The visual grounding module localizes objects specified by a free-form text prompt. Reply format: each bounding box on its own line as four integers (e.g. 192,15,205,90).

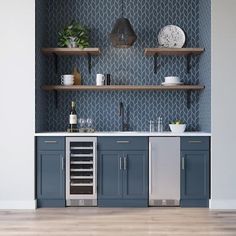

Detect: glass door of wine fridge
66,137,97,206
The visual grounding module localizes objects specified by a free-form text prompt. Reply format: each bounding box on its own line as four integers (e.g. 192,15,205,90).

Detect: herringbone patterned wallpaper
36,0,211,132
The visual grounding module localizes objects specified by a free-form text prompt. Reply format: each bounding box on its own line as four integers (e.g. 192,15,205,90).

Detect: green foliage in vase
170,119,184,125
58,21,90,48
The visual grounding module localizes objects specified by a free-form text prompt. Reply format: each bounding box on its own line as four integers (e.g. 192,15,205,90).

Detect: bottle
149,120,155,132
106,74,111,85
157,117,163,132
73,66,81,85
69,101,77,131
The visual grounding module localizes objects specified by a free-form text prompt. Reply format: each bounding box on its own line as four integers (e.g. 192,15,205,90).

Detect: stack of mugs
61,75,74,86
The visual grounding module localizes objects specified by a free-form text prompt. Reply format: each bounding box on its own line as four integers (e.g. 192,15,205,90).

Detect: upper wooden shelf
144,48,205,56
42,85,205,92
41,48,101,56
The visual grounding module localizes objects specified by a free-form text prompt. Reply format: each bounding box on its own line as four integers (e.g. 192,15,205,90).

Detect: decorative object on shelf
96,74,105,86
161,76,184,86
110,0,137,48
73,66,82,85
61,75,74,86
169,120,186,133
58,21,90,48
158,25,186,48
105,74,111,85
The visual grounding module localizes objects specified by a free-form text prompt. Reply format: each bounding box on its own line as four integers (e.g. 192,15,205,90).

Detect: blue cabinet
37,137,65,207
180,137,210,207
98,151,123,200
98,137,148,207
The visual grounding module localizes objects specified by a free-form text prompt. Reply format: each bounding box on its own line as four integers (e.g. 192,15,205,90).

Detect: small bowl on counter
169,124,186,133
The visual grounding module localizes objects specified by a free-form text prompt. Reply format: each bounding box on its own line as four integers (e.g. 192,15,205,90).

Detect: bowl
169,124,186,133
164,76,180,84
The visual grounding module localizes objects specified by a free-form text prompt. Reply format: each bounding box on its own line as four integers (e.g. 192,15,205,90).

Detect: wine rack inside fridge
66,137,97,206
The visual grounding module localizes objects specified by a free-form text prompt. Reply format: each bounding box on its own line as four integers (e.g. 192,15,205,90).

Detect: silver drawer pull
44,141,57,144
124,157,127,170
120,157,122,170
116,141,130,144
182,157,185,170
188,140,202,144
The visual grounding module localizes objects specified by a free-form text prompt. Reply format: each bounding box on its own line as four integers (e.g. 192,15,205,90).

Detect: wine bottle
69,101,77,131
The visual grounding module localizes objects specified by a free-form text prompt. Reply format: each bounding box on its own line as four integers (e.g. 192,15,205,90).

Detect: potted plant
58,21,90,48
169,120,186,133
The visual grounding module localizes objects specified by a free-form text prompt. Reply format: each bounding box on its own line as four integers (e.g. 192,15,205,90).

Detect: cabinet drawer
37,137,65,150
181,137,209,150
98,137,148,151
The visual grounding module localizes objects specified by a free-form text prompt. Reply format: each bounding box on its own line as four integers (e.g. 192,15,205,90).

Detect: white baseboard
0,200,36,210
210,199,236,209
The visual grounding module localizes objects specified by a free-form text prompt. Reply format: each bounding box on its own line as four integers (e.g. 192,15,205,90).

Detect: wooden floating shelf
42,85,205,91
144,48,205,56
41,48,101,56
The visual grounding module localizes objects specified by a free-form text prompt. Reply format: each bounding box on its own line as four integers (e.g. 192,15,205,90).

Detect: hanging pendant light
109,0,137,48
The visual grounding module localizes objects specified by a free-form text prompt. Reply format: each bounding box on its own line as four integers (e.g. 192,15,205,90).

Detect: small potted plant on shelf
58,21,90,48
169,120,186,133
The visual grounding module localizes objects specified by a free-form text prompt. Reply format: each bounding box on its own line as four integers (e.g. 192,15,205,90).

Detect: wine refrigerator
66,137,97,206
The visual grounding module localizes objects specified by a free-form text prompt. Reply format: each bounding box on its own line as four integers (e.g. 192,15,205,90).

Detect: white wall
211,0,236,209
0,0,35,209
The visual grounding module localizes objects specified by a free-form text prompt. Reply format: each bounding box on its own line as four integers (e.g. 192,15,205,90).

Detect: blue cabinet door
98,151,123,201
123,151,148,200
181,150,209,207
37,150,65,207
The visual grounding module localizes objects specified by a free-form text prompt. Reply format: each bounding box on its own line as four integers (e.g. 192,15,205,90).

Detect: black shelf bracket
186,54,193,73
88,54,92,74
53,90,58,109
186,90,192,109
154,54,160,74
53,53,58,74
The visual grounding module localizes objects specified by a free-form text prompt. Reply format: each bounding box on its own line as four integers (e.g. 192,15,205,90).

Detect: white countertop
35,132,211,137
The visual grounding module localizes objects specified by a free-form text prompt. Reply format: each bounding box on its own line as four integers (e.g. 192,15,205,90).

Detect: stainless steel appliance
66,137,97,206
149,137,180,206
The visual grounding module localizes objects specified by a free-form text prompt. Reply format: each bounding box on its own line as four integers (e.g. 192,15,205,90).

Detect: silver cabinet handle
119,157,122,170
44,140,57,144
116,141,130,144
188,140,202,143
182,157,185,170
61,156,64,171
124,156,127,170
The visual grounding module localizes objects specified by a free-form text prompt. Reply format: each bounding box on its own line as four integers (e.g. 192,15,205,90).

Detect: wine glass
79,118,86,129
86,118,93,128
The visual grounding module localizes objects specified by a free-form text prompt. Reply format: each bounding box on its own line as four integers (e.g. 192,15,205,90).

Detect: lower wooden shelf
42,85,205,110
42,85,205,91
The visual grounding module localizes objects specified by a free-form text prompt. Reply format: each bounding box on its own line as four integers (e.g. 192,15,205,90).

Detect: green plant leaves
58,22,90,48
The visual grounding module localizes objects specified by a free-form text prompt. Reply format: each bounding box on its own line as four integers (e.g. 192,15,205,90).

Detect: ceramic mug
61,75,74,86
96,74,105,86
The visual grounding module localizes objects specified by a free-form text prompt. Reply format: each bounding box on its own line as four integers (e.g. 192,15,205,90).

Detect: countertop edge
35,132,212,137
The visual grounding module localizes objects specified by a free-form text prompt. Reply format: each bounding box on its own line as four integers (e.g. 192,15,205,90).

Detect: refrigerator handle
149,142,152,195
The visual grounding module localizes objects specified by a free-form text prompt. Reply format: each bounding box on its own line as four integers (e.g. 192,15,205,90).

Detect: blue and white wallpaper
199,0,211,132
36,0,211,132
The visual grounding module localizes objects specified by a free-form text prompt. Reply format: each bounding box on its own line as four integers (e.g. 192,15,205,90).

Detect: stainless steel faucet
119,102,128,131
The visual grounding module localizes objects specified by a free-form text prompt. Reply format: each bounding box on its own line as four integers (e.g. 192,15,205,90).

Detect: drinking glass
86,118,93,128
79,118,86,128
